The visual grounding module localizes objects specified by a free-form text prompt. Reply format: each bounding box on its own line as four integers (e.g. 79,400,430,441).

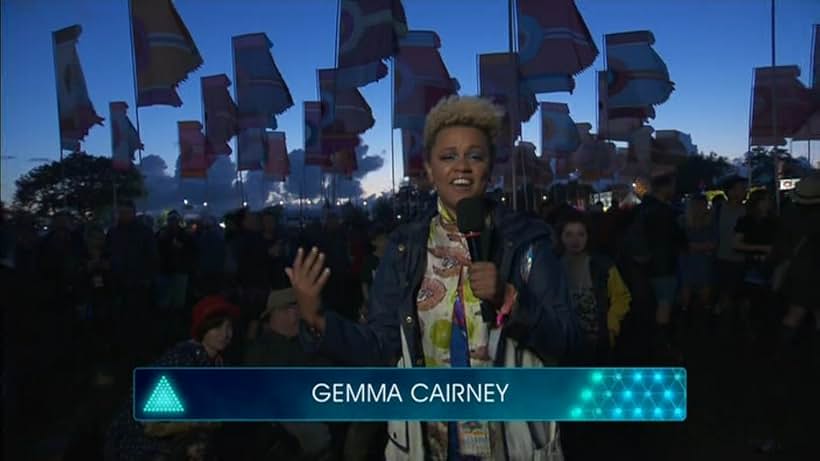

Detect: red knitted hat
190,295,240,339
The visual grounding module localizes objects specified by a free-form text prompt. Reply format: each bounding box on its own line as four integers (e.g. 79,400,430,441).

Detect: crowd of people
2,96,819,460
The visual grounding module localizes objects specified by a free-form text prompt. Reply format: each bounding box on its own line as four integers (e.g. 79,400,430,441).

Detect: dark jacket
105,222,158,288
300,200,579,367
156,227,197,275
638,195,686,277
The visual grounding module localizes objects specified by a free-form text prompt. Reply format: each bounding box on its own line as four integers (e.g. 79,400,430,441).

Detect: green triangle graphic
143,375,184,414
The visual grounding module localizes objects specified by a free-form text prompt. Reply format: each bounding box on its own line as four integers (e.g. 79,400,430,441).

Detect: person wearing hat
156,209,196,313
774,173,820,348
104,295,239,460
243,289,334,460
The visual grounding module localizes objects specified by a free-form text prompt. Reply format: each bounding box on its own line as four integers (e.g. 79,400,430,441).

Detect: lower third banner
134,367,687,422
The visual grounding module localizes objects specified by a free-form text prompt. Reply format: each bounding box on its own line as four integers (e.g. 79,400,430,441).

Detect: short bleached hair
423,95,504,163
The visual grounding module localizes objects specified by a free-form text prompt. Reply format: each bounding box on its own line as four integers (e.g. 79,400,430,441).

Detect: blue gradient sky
2,0,818,202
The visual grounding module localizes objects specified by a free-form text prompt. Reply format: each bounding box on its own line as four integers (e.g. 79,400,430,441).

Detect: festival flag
109,102,142,171
749,66,814,146
233,33,294,130
336,0,408,88
264,131,290,181
236,127,266,171
201,74,238,156
178,121,210,178
813,24,820,89
322,149,358,178
571,139,617,182
303,101,326,166
540,102,580,159
401,122,425,177
597,71,651,141
394,31,460,129
479,53,537,162
516,0,598,94
318,69,375,134
130,0,202,107
605,31,674,109
53,25,103,152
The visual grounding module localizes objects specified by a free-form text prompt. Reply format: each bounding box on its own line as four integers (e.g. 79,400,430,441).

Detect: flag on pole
336,0,408,88
131,0,203,107
540,102,580,158
304,101,326,166
516,0,598,94
53,25,103,152
597,71,652,141
605,31,674,109
110,101,142,171
322,149,358,178
750,66,814,146
401,121,425,177
813,24,820,89
233,33,294,130
394,31,459,129
318,69,375,135
264,131,290,181
237,127,266,171
178,121,210,178
202,74,238,156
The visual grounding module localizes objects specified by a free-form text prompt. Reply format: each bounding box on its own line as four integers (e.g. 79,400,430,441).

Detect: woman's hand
285,247,330,332
468,262,504,306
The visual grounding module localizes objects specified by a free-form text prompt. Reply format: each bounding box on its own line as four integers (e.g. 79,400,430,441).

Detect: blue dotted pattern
568,368,686,421
143,375,185,414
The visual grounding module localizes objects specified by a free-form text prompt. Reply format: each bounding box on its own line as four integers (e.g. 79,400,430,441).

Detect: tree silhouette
675,152,732,194
13,152,144,219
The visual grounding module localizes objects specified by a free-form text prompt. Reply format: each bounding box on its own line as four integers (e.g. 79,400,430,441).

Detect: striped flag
202,74,238,156
264,132,290,181
53,25,103,152
178,121,210,178
233,33,294,130
109,101,142,171
131,0,203,107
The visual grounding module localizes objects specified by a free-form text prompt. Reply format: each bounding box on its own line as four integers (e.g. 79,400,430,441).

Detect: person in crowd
83,224,114,370
227,208,270,335
156,210,197,312
714,176,747,318
317,210,360,322
242,288,335,460
773,173,820,355
38,210,86,315
734,189,777,340
193,214,227,298
104,295,238,461
555,212,631,364
359,230,387,323
105,199,160,368
633,173,687,361
678,194,718,329
261,208,290,290
286,95,578,459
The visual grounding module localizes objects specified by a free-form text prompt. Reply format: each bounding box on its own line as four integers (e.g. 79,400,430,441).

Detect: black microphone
456,197,496,323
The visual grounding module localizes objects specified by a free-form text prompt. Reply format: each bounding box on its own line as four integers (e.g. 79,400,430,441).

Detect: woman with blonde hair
287,95,578,460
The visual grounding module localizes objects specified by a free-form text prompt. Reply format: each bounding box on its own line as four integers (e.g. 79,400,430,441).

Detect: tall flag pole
508,0,518,211
771,0,780,212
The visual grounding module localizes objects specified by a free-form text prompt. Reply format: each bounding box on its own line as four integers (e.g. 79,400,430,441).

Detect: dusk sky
2,0,819,202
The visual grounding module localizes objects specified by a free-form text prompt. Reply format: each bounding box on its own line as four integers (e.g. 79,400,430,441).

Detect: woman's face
425,126,491,214
561,222,588,255
202,319,233,355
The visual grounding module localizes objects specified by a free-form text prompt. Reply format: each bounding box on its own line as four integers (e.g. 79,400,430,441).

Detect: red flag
401,124,425,178
336,0,408,88
304,102,325,166
319,69,375,135
750,66,814,146
233,33,294,130
202,74,238,156
109,101,142,171
131,0,202,107
178,121,210,178
479,53,537,138
237,127,266,171
540,102,580,158
597,71,651,141
605,31,674,109
394,31,459,129
53,25,103,152
517,0,598,94
322,149,357,178
264,132,290,181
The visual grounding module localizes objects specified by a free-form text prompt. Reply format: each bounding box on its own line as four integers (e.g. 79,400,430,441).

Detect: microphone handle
465,236,497,323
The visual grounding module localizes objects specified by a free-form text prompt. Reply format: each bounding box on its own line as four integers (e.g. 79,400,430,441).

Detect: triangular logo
143,375,184,414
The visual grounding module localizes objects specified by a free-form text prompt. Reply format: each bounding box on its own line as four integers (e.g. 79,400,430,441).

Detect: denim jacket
300,200,579,367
